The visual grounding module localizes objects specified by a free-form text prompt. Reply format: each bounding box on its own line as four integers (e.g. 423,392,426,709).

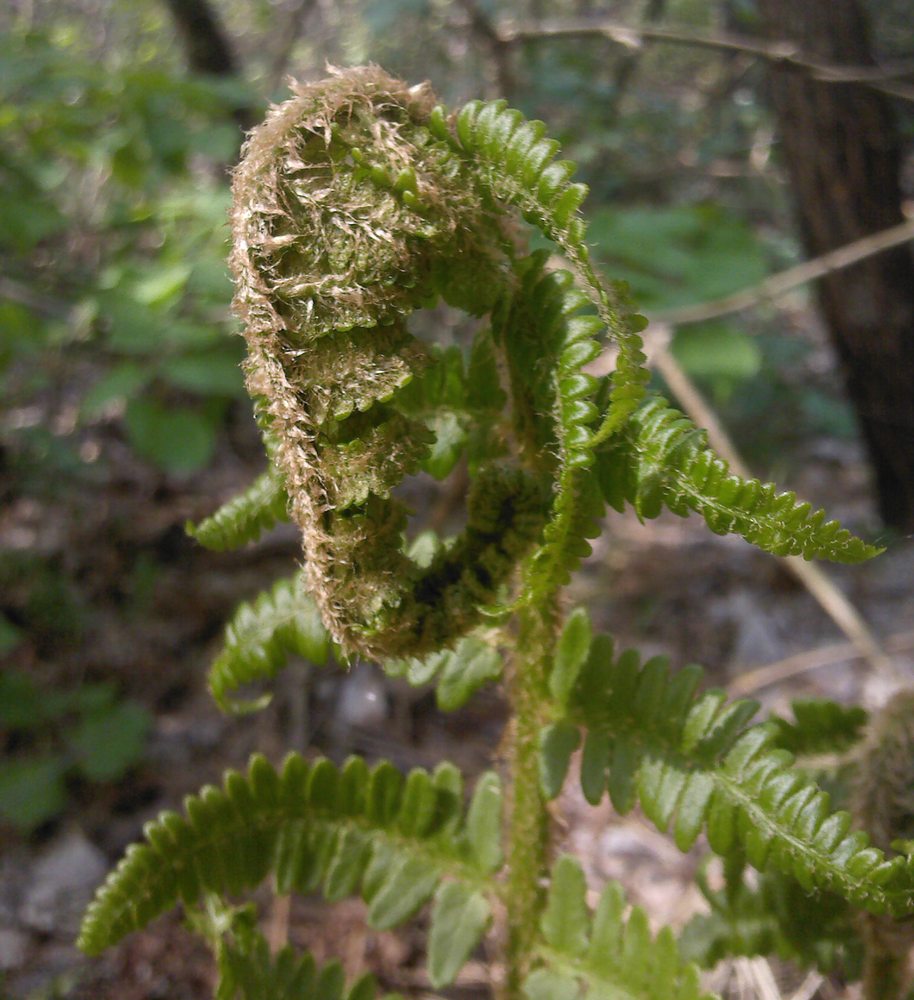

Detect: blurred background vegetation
1,0,912,996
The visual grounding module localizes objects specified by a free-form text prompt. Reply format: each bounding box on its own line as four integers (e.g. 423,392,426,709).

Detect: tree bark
162,0,255,131
756,0,914,532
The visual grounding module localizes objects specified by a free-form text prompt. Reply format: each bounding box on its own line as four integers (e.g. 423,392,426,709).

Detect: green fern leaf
597,397,882,563
394,344,488,480
208,572,333,713
187,465,289,551
527,857,717,999
540,855,589,958
427,882,491,989
539,722,581,799
466,770,504,874
494,254,607,602
545,620,914,915
217,930,403,1000
680,865,862,977
770,699,868,758
78,754,497,989
452,99,650,443
384,635,502,712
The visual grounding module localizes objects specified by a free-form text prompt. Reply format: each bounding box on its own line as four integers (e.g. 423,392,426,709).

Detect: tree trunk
756,0,914,532
162,0,255,131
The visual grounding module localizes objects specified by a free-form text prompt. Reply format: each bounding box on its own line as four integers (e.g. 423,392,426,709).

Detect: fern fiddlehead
227,66,650,662
81,66,897,1000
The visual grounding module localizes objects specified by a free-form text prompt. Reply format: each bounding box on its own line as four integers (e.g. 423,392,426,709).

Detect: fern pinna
80,67,908,999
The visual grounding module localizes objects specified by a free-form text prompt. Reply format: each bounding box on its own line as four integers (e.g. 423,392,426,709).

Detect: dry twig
650,218,914,327
495,17,914,102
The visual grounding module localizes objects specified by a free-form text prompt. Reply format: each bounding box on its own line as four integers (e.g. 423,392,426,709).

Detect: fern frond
208,572,333,713
78,753,499,989
187,465,289,551
680,866,861,977
770,699,868,758
494,254,606,600
597,396,881,563
394,344,479,480
384,635,502,711
524,856,717,1000
446,100,596,283
448,99,650,440
542,615,914,915
217,931,404,1000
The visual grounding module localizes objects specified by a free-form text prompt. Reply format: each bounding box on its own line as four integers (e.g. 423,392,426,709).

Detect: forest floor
2,383,913,1000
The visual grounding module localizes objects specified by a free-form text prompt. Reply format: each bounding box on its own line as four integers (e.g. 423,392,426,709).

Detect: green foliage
0,757,69,835
1,25,251,479
78,68,898,1000
526,857,714,1000
671,324,763,403
680,863,862,977
542,619,914,915
186,465,289,551
494,255,607,598
770,699,869,758
597,396,881,562
79,753,498,988
0,672,150,832
216,928,403,1000
588,203,768,314
385,636,504,712
207,573,332,712
446,98,650,443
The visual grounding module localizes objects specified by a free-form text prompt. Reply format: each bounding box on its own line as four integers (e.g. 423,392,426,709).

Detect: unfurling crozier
230,67,550,660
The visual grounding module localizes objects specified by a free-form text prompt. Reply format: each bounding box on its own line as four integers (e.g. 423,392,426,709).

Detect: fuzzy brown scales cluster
229,66,544,660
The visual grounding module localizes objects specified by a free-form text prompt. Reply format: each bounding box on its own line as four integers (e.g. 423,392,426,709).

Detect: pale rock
19,831,107,935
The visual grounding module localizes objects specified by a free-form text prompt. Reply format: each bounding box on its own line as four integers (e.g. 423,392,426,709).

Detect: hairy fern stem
504,598,559,996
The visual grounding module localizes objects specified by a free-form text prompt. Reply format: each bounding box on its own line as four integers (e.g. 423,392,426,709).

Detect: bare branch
0,276,73,322
495,17,914,102
729,628,914,698
648,217,914,327
458,0,515,98
267,0,317,94
605,0,668,122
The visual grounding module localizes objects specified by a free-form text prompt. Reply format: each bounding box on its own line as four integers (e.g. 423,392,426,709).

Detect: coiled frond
446,99,650,438
598,396,881,562
493,255,606,599
78,753,500,989
208,572,332,713
524,856,716,1000
540,614,914,915
385,635,503,711
211,572,507,715
230,66,553,661
187,465,289,551
212,66,676,665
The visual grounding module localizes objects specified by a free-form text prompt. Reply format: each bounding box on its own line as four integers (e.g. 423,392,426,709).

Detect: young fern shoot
79,67,908,1000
